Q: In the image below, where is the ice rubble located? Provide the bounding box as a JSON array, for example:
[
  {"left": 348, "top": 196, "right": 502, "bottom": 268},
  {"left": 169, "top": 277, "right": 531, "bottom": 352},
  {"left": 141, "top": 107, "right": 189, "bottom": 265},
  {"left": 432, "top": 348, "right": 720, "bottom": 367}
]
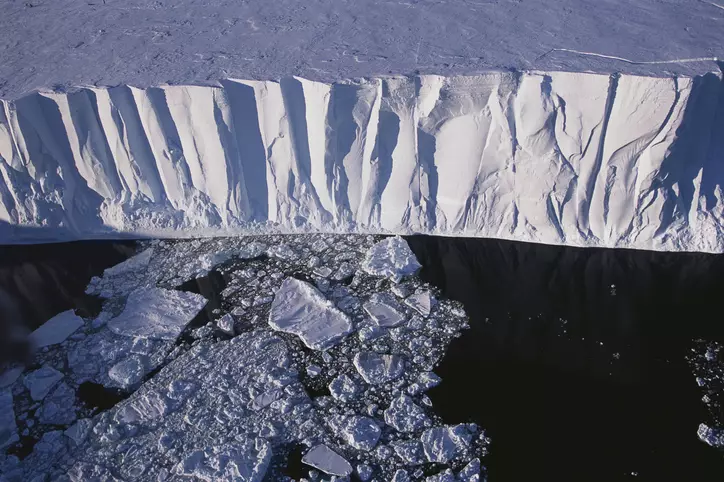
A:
[
  {"left": 1, "top": 72, "right": 724, "bottom": 253},
  {"left": 1, "top": 234, "right": 487, "bottom": 481}
]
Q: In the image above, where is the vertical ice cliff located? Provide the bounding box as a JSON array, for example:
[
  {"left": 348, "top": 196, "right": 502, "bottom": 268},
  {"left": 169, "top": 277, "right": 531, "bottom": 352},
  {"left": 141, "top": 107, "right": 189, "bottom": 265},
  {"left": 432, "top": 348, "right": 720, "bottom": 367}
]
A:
[{"left": 0, "top": 71, "right": 723, "bottom": 251}]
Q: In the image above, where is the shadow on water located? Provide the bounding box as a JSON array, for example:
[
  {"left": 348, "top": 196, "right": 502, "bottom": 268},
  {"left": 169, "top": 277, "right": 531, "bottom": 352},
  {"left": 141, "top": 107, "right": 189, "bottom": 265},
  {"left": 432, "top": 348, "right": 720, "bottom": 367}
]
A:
[{"left": 406, "top": 235, "right": 724, "bottom": 482}]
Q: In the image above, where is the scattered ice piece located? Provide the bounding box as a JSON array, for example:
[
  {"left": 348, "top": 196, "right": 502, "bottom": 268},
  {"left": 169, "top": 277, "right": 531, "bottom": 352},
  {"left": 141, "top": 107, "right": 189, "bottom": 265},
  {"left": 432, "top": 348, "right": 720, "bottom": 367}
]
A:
[
  {"left": 391, "top": 439, "right": 426, "bottom": 465},
  {"left": 23, "top": 366, "right": 64, "bottom": 401},
  {"left": 314, "top": 267, "right": 333, "bottom": 278},
  {"left": 311, "top": 240, "right": 328, "bottom": 253},
  {"left": 333, "top": 262, "right": 355, "bottom": 281},
  {"left": 358, "top": 326, "right": 385, "bottom": 342},
  {"left": 698, "top": 423, "right": 724, "bottom": 447},
  {"left": 103, "top": 248, "right": 153, "bottom": 277},
  {"left": 217, "top": 314, "right": 235, "bottom": 336},
  {"left": 421, "top": 425, "right": 475, "bottom": 463},
  {"left": 108, "top": 356, "right": 148, "bottom": 388},
  {"left": 331, "top": 415, "right": 381, "bottom": 451},
  {"left": 391, "top": 284, "right": 414, "bottom": 298},
  {"left": 307, "top": 365, "right": 322, "bottom": 377},
  {"left": 364, "top": 299, "right": 405, "bottom": 328},
  {"left": 356, "top": 464, "right": 373, "bottom": 481},
  {"left": 426, "top": 468, "right": 456, "bottom": 482},
  {"left": 418, "top": 372, "right": 442, "bottom": 391},
  {"left": 384, "top": 395, "right": 430, "bottom": 432},
  {"left": 269, "top": 278, "right": 353, "bottom": 350},
  {"left": 29, "top": 310, "right": 84, "bottom": 348},
  {"left": 391, "top": 469, "right": 411, "bottom": 482},
  {"left": 353, "top": 352, "right": 405, "bottom": 385},
  {"left": 0, "top": 390, "right": 18, "bottom": 450},
  {"left": 38, "top": 382, "right": 77, "bottom": 425},
  {"left": 458, "top": 458, "right": 481, "bottom": 481},
  {"left": 0, "top": 366, "right": 24, "bottom": 389},
  {"left": 302, "top": 445, "right": 353, "bottom": 477},
  {"left": 239, "top": 241, "right": 267, "bottom": 259},
  {"left": 405, "top": 292, "right": 435, "bottom": 317},
  {"left": 267, "top": 244, "right": 296, "bottom": 260},
  {"left": 64, "top": 419, "right": 93, "bottom": 446},
  {"left": 329, "top": 375, "right": 360, "bottom": 402},
  {"left": 108, "top": 288, "right": 207, "bottom": 340},
  {"left": 362, "top": 237, "right": 421, "bottom": 283}
]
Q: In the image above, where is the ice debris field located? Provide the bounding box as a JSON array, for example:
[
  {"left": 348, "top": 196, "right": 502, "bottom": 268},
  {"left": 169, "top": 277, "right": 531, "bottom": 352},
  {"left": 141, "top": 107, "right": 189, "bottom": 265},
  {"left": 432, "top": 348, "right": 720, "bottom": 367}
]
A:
[{"left": 0, "top": 235, "right": 489, "bottom": 481}]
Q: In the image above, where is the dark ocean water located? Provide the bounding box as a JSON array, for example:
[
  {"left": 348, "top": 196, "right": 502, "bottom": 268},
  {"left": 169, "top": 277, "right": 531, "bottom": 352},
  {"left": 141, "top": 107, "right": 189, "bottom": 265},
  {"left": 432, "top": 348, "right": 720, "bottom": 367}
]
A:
[
  {"left": 1, "top": 236, "right": 723, "bottom": 480},
  {"left": 406, "top": 235, "right": 724, "bottom": 482}
]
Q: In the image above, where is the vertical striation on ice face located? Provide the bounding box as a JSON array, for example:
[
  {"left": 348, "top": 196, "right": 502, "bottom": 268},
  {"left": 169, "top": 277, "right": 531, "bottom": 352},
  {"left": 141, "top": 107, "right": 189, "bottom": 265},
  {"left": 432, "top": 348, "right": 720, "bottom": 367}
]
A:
[
  {"left": 107, "top": 287, "right": 207, "bottom": 340},
  {"left": 362, "top": 237, "right": 422, "bottom": 283},
  {"left": 29, "top": 310, "right": 84, "bottom": 348},
  {"left": 302, "top": 444, "right": 353, "bottom": 476},
  {"left": 353, "top": 352, "right": 405, "bottom": 384},
  {"left": 268, "top": 278, "right": 353, "bottom": 350},
  {"left": 23, "top": 366, "right": 64, "bottom": 401}
]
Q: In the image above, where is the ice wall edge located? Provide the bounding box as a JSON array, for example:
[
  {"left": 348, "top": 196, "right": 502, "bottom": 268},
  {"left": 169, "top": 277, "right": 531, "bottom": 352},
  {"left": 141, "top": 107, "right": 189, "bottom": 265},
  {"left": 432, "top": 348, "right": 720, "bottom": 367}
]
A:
[{"left": 0, "top": 71, "right": 723, "bottom": 252}]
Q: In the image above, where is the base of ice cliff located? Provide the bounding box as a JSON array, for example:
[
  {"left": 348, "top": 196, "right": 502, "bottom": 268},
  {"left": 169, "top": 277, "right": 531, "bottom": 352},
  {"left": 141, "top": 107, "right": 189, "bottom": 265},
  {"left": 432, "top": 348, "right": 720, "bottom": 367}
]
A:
[{"left": 1, "top": 71, "right": 723, "bottom": 251}]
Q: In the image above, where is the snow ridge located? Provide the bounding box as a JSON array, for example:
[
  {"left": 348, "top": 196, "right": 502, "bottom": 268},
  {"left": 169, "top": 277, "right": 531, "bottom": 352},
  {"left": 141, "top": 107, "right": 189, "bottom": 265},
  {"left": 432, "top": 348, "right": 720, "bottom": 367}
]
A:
[{"left": 0, "top": 71, "right": 723, "bottom": 252}]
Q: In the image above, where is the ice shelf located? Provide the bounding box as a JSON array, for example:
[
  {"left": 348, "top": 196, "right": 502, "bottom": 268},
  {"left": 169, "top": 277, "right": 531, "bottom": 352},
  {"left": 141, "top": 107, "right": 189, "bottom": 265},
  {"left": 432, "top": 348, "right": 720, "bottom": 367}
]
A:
[{"left": 1, "top": 71, "right": 723, "bottom": 252}]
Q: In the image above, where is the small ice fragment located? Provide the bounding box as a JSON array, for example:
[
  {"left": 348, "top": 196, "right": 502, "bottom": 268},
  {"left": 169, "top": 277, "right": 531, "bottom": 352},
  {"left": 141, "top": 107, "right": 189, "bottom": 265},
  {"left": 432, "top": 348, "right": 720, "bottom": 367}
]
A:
[
  {"left": 353, "top": 352, "right": 404, "bottom": 385},
  {"left": 0, "top": 390, "right": 18, "bottom": 450},
  {"left": 418, "top": 372, "right": 442, "bottom": 391},
  {"left": 108, "top": 288, "right": 207, "bottom": 340},
  {"left": 356, "top": 464, "right": 373, "bottom": 481},
  {"left": 358, "top": 326, "right": 385, "bottom": 342},
  {"left": 331, "top": 415, "right": 381, "bottom": 451},
  {"left": 314, "top": 266, "right": 333, "bottom": 278},
  {"left": 30, "top": 310, "right": 84, "bottom": 348},
  {"left": 425, "top": 468, "right": 456, "bottom": 482},
  {"left": 364, "top": 299, "right": 405, "bottom": 328},
  {"left": 329, "top": 374, "right": 360, "bottom": 402},
  {"left": 405, "top": 292, "right": 435, "bottom": 317},
  {"left": 384, "top": 395, "right": 430, "bottom": 432},
  {"left": 391, "top": 284, "right": 414, "bottom": 298},
  {"left": 239, "top": 241, "right": 266, "bottom": 259},
  {"left": 252, "top": 388, "right": 284, "bottom": 410},
  {"left": 362, "top": 237, "right": 421, "bottom": 283},
  {"left": 391, "top": 469, "right": 411, "bottom": 482},
  {"left": 421, "top": 425, "right": 474, "bottom": 463},
  {"left": 38, "top": 382, "right": 77, "bottom": 425},
  {"left": 458, "top": 458, "right": 481, "bottom": 481},
  {"left": 108, "top": 355, "right": 148, "bottom": 388},
  {"left": 216, "top": 314, "right": 235, "bottom": 335},
  {"left": 23, "top": 366, "right": 64, "bottom": 401},
  {"left": 698, "top": 423, "right": 724, "bottom": 447},
  {"left": 302, "top": 445, "right": 353, "bottom": 476},
  {"left": 392, "top": 439, "right": 426, "bottom": 464},
  {"left": 307, "top": 365, "right": 322, "bottom": 377},
  {"left": 269, "top": 278, "right": 352, "bottom": 350}
]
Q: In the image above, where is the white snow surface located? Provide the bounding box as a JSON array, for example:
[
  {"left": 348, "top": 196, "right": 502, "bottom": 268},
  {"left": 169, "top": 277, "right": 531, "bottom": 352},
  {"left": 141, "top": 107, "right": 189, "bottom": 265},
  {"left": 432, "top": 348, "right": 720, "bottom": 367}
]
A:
[
  {"left": 107, "top": 287, "right": 207, "bottom": 340},
  {"left": 29, "top": 310, "right": 84, "bottom": 348},
  {"left": 268, "top": 277, "right": 353, "bottom": 350},
  {"left": 1, "top": 71, "right": 724, "bottom": 253}
]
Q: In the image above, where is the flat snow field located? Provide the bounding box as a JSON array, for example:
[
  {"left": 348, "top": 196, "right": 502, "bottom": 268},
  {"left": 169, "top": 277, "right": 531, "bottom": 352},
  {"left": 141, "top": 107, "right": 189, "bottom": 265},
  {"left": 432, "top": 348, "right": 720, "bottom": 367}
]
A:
[{"left": 1, "top": 0, "right": 723, "bottom": 99}]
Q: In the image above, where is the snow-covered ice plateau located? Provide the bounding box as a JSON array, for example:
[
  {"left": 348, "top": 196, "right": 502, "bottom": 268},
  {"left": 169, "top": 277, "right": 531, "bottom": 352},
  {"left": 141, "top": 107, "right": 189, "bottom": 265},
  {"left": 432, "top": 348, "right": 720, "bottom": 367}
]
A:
[{"left": 0, "top": 235, "right": 489, "bottom": 481}]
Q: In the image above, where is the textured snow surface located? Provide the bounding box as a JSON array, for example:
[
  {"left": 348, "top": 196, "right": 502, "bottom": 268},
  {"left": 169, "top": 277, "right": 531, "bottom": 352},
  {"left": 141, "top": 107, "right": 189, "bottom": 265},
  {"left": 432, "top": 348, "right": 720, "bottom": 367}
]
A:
[
  {"left": 107, "top": 287, "right": 208, "bottom": 340},
  {"left": 1, "top": 71, "right": 724, "bottom": 252}
]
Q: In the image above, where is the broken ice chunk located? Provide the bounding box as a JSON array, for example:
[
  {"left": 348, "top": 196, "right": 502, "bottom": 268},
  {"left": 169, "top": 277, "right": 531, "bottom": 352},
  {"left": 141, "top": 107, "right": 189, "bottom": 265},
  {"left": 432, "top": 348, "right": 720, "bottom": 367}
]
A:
[
  {"left": 0, "top": 390, "right": 18, "bottom": 450},
  {"left": 384, "top": 395, "right": 430, "bottom": 432},
  {"left": 426, "top": 468, "right": 456, "bottom": 482},
  {"left": 421, "top": 425, "right": 474, "bottom": 463},
  {"left": 175, "top": 440, "right": 272, "bottom": 481},
  {"left": 698, "top": 423, "right": 724, "bottom": 447},
  {"left": 330, "top": 415, "right": 381, "bottom": 451},
  {"left": 38, "top": 382, "right": 77, "bottom": 425},
  {"left": 307, "top": 365, "right": 322, "bottom": 377},
  {"left": 356, "top": 464, "right": 373, "bottom": 481},
  {"left": 216, "top": 314, "right": 235, "bottom": 336},
  {"left": 29, "top": 310, "right": 84, "bottom": 348},
  {"left": 391, "top": 439, "right": 426, "bottom": 465},
  {"left": 239, "top": 241, "right": 267, "bottom": 259},
  {"left": 391, "top": 469, "right": 412, "bottom": 482},
  {"left": 364, "top": 296, "right": 406, "bottom": 328},
  {"left": 268, "top": 278, "right": 353, "bottom": 350},
  {"left": 405, "top": 292, "right": 435, "bottom": 317},
  {"left": 302, "top": 444, "right": 353, "bottom": 476},
  {"left": 329, "top": 374, "right": 360, "bottom": 402},
  {"left": 457, "top": 458, "right": 481, "bottom": 481},
  {"left": 362, "top": 237, "right": 421, "bottom": 283},
  {"left": 108, "top": 356, "right": 148, "bottom": 388},
  {"left": 23, "top": 366, "right": 64, "bottom": 401},
  {"left": 103, "top": 248, "right": 153, "bottom": 277},
  {"left": 353, "top": 352, "right": 405, "bottom": 385},
  {"left": 64, "top": 418, "right": 93, "bottom": 446},
  {"left": 108, "top": 288, "right": 207, "bottom": 340}
]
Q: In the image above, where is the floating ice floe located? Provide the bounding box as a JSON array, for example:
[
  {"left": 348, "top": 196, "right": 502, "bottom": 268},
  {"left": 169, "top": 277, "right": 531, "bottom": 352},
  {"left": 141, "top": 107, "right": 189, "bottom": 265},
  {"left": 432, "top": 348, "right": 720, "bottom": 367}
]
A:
[
  {"left": 362, "top": 237, "right": 422, "bottom": 283},
  {"left": 329, "top": 374, "right": 361, "bottom": 402},
  {"left": 384, "top": 395, "right": 430, "bottom": 433},
  {"left": 0, "top": 390, "right": 18, "bottom": 450},
  {"left": 37, "top": 382, "right": 77, "bottom": 425},
  {"left": 104, "top": 248, "right": 154, "bottom": 278},
  {"left": 405, "top": 291, "right": 436, "bottom": 317},
  {"left": 302, "top": 444, "right": 353, "bottom": 476},
  {"left": 108, "top": 287, "right": 207, "bottom": 340},
  {"left": 698, "top": 423, "right": 724, "bottom": 447},
  {"left": 329, "top": 415, "right": 381, "bottom": 451},
  {"left": 268, "top": 278, "right": 353, "bottom": 350},
  {"left": 29, "top": 310, "right": 84, "bottom": 348},
  {"left": 216, "top": 313, "right": 236, "bottom": 335},
  {"left": 353, "top": 352, "right": 405, "bottom": 384},
  {"left": 392, "top": 468, "right": 412, "bottom": 482},
  {"left": 364, "top": 293, "right": 406, "bottom": 328},
  {"left": 108, "top": 355, "right": 148, "bottom": 388},
  {"left": 421, "top": 425, "right": 475, "bottom": 463},
  {"left": 23, "top": 366, "right": 64, "bottom": 401},
  {"left": 391, "top": 439, "right": 426, "bottom": 465},
  {"left": 458, "top": 458, "right": 481, "bottom": 481}
]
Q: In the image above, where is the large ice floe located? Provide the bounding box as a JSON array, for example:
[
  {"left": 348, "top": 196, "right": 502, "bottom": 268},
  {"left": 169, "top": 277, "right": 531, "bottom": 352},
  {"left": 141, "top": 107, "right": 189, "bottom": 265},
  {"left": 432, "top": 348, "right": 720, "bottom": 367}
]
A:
[
  {"left": 1, "top": 70, "right": 723, "bottom": 253},
  {"left": 0, "top": 235, "right": 489, "bottom": 481}
]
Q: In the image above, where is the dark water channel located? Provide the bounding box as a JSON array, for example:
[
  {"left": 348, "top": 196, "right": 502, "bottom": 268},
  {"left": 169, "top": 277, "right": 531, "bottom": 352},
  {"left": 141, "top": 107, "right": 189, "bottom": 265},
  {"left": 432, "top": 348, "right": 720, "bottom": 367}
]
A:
[{"left": 406, "top": 235, "right": 724, "bottom": 481}]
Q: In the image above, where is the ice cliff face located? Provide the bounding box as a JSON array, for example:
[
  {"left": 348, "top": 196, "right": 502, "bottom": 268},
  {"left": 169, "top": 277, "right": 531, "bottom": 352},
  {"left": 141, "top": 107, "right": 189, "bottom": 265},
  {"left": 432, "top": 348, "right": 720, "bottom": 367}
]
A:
[{"left": 1, "top": 71, "right": 723, "bottom": 251}]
